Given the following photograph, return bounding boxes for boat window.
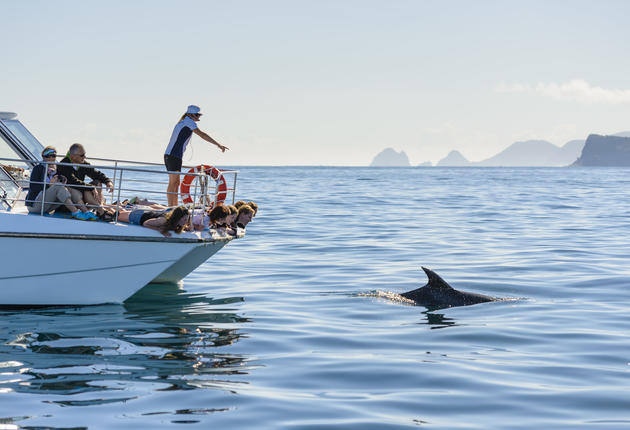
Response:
[0,132,29,169]
[2,119,45,160]
[0,166,20,209]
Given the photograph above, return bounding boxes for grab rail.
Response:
[0,156,238,228]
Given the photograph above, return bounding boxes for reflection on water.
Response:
[0,283,256,406]
[424,311,457,329]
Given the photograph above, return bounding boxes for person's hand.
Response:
[106,181,114,193]
[219,144,229,152]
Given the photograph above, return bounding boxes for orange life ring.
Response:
[180,164,227,206]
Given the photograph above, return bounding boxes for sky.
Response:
[1,0,629,166]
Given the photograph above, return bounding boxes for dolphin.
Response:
[401,267,496,309]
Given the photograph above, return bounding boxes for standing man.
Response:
[164,105,228,207]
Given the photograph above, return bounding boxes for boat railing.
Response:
[0,155,238,225]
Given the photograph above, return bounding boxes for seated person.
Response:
[57,143,115,219]
[235,204,255,229]
[116,206,190,237]
[25,146,95,220]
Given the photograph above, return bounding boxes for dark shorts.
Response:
[164,154,183,172]
[128,209,145,225]
[129,209,162,225]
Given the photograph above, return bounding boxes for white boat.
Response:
[0,112,241,305]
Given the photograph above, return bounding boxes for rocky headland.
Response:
[572,134,630,166]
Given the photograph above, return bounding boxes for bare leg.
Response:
[83,189,104,216]
[167,173,180,207]
[93,183,104,205]
[116,210,131,223]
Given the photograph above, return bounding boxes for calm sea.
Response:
[2,166,630,429]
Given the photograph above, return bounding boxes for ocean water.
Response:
[2,166,630,429]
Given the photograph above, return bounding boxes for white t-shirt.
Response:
[192,209,210,230]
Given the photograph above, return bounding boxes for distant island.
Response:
[572,134,630,166]
[369,131,630,167]
[370,148,410,166]
[436,150,468,166]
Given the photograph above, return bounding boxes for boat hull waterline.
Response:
[0,217,233,305]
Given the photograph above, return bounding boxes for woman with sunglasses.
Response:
[164,105,229,207]
[25,146,95,220]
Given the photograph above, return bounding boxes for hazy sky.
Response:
[2,0,629,165]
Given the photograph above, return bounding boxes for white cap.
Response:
[186,105,201,114]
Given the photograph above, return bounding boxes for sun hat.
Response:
[42,146,57,158]
[186,105,201,114]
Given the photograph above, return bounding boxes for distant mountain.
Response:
[469,139,584,166]
[472,140,552,166]
[551,139,586,166]
[572,134,630,166]
[370,148,411,166]
[613,131,630,138]
[437,150,469,166]
[417,161,433,167]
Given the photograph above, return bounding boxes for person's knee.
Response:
[59,187,71,202]
[69,187,82,203]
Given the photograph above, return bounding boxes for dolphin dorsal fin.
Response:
[421,267,455,291]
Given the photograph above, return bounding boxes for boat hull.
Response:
[151,240,228,283]
[0,212,238,305]
[0,236,201,305]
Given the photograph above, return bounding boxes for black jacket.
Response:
[25,163,48,207]
[57,156,111,191]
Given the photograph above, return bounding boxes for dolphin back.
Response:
[400,267,495,309]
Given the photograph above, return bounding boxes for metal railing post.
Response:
[114,168,124,223]
[214,176,220,208]
[232,172,237,204]
[111,160,118,206]
[40,161,48,216]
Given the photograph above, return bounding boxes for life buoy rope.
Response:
[180,164,227,206]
